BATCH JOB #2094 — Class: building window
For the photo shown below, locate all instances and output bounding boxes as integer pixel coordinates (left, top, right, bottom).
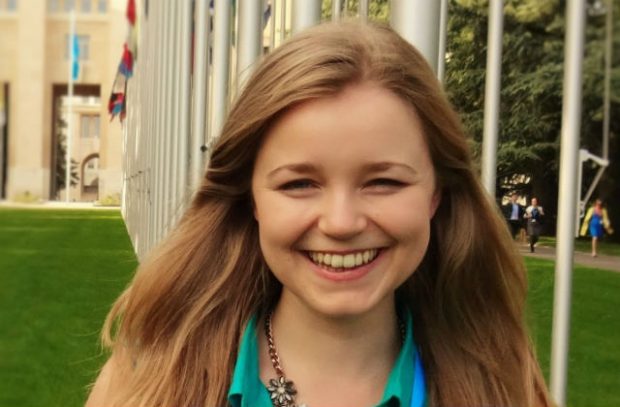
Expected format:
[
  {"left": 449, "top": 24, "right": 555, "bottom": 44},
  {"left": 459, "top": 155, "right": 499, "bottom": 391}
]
[
  {"left": 92, "top": 115, "right": 100, "bottom": 137},
  {"left": 64, "top": 0, "right": 75, "bottom": 12},
  {"left": 82, "top": 156, "right": 99, "bottom": 193},
  {"left": 7, "top": 0, "right": 18, "bottom": 11},
  {"left": 80, "top": 114, "right": 100, "bottom": 138},
  {"left": 80, "top": 116, "right": 88, "bottom": 138},
  {"left": 48, "top": 0, "right": 59, "bottom": 12},
  {"left": 81, "top": 0, "right": 91, "bottom": 13},
  {"left": 97, "top": 0, "right": 106, "bottom": 13},
  {"left": 65, "top": 34, "right": 90, "bottom": 60}
]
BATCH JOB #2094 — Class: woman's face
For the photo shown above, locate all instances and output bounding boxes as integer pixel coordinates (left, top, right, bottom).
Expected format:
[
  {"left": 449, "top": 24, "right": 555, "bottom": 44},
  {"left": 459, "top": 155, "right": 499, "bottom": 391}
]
[{"left": 251, "top": 83, "right": 440, "bottom": 318}]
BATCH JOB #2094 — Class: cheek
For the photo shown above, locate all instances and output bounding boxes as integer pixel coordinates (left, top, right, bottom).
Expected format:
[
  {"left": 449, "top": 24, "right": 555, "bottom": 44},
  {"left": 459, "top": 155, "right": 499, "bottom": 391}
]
[
  {"left": 256, "top": 217, "right": 305, "bottom": 284},
  {"left": 373, "top": 192, "right": 436, "bottom": 235},
  {"left": 389, "top": 206, "right": 433, "bottom": 276},
  {"left": 389, "top": 212, "right": 432, "bottom": 248},
  {"left": 254, "top": 194, "right": 312, "bottom": 252},
  {"left": 254, "top": 188, "right": 309, "bottom": 222}
]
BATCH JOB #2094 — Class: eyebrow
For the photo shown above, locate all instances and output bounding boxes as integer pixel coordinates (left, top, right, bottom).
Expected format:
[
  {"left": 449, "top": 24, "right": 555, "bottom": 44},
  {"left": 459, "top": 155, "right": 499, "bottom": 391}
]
[
  {"left": 362, "top": 161, "right": 417, "bottom": 174},
  {"left": 266, "top": 161, "right": 417, "bottom": 178},
  {"left": 267, "top": 163, "right": 319, "bottom": 178}
]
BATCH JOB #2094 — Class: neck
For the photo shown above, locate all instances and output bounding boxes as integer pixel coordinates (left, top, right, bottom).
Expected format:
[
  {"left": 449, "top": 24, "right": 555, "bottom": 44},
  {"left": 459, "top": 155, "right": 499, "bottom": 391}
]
[{"left": 259, "top": 291, "right": 401, "bottom": 405}]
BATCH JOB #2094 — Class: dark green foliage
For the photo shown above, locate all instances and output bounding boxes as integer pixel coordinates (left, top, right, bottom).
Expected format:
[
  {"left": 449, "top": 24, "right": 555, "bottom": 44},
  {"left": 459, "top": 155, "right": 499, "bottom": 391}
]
[
  {"left": 55, "top": 115, "right": 80, "bottom": 192},
  {"left": 446, "top": 0, "right": 620, "bottom": 238},
  {"left": 321, "top": 0, "right": 390, "bottom": 22}
]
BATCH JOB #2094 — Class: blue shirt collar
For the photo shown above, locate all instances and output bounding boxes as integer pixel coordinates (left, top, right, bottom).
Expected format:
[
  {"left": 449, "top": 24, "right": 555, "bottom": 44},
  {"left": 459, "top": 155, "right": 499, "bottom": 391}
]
[{"left": 228, "top": 308, "right": 424, "bottom": 407}]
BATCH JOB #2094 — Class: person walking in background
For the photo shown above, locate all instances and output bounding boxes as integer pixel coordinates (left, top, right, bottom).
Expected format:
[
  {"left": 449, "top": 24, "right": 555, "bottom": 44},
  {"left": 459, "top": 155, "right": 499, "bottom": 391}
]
[
  {"left": 524, "top": 197, "right": 544, "bottom": 253},
  {"left": 502, "top": 192, "right": 524, "bottom": 239},
  {"left": 580, "top": 199, "right": 614, "bottom": 257}
]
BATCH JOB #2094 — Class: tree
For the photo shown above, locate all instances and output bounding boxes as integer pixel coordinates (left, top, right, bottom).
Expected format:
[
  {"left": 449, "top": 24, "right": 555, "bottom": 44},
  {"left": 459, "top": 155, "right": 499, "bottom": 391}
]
[
  {"left": 445, "top": 0, "right": 620, "bottom": 238},
  {"left": 321, "top": 0, "right": 390, "bottom": 22},
  {"left": 55, "top": 114, "right": 80, "bottom": 197}
]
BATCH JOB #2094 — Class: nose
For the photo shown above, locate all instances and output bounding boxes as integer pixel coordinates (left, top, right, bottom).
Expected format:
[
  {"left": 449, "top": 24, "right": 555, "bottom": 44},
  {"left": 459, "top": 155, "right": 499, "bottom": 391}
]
[{"left": 317, "top": 190, "right": 368, "bottom": 240}]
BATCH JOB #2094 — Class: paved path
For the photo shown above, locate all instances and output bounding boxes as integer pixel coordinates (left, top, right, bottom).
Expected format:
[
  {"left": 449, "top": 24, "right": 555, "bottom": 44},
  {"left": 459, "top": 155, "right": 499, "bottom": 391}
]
[{"left": 518, "top": 244, "right": 620, "bottom": 272}]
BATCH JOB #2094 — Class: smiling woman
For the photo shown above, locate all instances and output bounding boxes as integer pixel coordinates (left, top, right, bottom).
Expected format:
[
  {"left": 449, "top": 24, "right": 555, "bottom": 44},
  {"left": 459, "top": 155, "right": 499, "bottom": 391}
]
[
  {"left": 252, "top": 84, "right": 439, "bottom": 324},
  {"left": 86, "top": 22, "right": 552, "bottom": 407}
]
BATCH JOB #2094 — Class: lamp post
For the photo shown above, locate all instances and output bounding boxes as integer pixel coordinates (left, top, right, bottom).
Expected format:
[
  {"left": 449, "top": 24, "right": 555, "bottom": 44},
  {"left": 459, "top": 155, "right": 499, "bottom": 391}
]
[
  {"left": 578, "top": 0, "right": 613, "bottom": 216},
  {"left": 586, "top": 0, "right": 612, "bottom": 162},
  {"left": 601, "top": 0, "right": 612, "bottom": 161}
]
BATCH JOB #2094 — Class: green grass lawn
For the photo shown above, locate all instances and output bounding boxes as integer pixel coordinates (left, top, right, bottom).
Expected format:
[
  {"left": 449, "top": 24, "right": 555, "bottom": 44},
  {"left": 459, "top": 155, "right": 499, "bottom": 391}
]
[
  {"left": 526, "top": 257, "right": 620, "bottom": 406},
  {"left": 0, "top": 208, "right": 137, "bottom": 407},
  {"left": 538, "top": 235, "right": 620, "bottom": 257},
  {"left": 0, "top": 208, "right": 618, "bottom": 406}
]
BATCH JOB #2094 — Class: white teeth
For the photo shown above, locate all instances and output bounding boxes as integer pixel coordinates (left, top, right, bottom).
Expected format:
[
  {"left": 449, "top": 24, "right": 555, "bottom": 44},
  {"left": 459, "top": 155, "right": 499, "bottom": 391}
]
[
  {"left": 343, "top": 254, "right": 355, "bottom": 268},
  {"left": 331, "top": 254, "right": 343, "bottom": 268},
  {"left": 324, "top": 253, "right": 332, "bottom": 264},
  {"left": 307, "top": 249, "right": 379, "bottom": 270}
]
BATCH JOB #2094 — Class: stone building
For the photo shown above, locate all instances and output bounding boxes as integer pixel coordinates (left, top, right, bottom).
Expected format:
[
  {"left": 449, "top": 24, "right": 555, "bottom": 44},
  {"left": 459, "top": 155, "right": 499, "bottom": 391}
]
[{"left": 0, "top": 0, "right": 126, "bottom": 202}]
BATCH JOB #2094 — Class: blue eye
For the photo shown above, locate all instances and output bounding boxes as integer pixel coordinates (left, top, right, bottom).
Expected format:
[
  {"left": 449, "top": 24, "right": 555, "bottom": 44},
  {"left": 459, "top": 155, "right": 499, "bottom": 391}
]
[{"left": 279, "top": 179, "right": 315, "bottom": 190}]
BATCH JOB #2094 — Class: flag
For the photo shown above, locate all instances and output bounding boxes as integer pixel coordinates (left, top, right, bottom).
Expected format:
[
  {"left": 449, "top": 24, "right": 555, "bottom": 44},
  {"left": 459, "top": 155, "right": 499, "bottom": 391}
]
[
  {"left": 109, "top": 0, "right": 138, "bottom": 123},
  {"left": 108, "top": 92, "right": 125, "bottom": 116},
  {"left": 126, "top": 0, "right": 136, "bottom": 25},
  {"left": 108, "top": 71, "right": 128, "bottom": 122},
  {"left": 71, "top": 34, "right": 80, "bottom": 81},
  {"left": 119, "top": 43, "right": 134, "bottom": 77}
]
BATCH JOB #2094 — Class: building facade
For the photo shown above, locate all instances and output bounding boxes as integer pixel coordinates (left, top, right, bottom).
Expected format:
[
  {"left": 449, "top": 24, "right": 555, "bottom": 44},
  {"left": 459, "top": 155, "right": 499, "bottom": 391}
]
[{"left": 0, "top": 0, "right": 126, "bottom": 202}]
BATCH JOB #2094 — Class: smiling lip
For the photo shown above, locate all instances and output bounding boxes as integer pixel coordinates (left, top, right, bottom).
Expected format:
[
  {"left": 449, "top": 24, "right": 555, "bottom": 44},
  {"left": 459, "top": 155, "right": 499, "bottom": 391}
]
[{"left": 303, "top": 249, "right": 384, "bottom": 282}]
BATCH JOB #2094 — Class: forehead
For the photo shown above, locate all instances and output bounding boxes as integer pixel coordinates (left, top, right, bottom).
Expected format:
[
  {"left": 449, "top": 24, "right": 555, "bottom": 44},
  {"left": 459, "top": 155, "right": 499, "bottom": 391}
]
[{"left": 254, "top": 83, "right": 433, "bottom": 173}]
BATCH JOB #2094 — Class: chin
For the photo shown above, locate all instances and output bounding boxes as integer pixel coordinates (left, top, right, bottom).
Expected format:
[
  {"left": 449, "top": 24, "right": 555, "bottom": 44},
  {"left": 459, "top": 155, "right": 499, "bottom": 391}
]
[{"left": 304, "top": 291, "right": 392, "bottom": 320}]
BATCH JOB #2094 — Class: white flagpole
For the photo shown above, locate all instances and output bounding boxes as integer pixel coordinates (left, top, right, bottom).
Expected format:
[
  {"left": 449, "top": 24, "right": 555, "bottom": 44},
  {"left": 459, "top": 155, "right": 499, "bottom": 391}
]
[
  {"left": 291, "top": 0, "right": 321, "bottom": 34},
  {"left": 436, "top": 0, "right": 449, "bottom": 82},
  {"left": 332, "top": 0, "right": 342, "bottom": 21},
  {"left": 481, "top": 0, "right": 504, "bottom": 197},
  {"left": 550, "top": 0, "right": 586, "bottom": 405},
  {"left": 237, "top": 0, "right": 263, "bottom": 89},
  {"left": 390, "top": 0, "right": 442, "bottom": 74},
  {"left": 212, "top": 0, "right": 232, "bottom": 140},
  {"left": 66, "top": 9, "right": 76, "bottom": 203}
]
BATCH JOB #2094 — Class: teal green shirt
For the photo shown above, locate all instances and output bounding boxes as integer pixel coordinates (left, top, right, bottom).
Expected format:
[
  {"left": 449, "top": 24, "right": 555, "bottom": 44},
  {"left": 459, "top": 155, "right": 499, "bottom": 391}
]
[{"left": 228, "top": 310, "right": 421, "bottom": 407}]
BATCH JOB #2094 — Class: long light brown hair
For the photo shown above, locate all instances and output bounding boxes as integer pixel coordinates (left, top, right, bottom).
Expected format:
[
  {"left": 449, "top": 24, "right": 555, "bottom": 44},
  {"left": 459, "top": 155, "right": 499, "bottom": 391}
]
[{"left": 102, "top": 22, "right": 552, "bottom": 406}]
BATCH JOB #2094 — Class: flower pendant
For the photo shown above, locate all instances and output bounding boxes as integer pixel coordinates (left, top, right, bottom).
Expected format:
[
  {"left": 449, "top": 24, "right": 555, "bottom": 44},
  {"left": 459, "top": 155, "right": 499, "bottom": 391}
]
[{"left": 267, "top": 376, "right": 298, "bottom": 407}]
